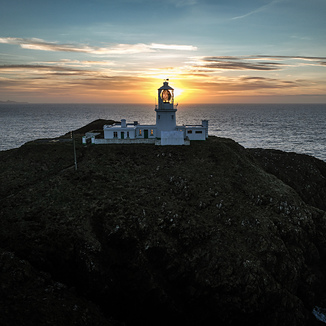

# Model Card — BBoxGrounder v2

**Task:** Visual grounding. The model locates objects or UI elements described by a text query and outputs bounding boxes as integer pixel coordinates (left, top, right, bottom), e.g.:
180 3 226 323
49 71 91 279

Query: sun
173 87 183 98
145 75 202 103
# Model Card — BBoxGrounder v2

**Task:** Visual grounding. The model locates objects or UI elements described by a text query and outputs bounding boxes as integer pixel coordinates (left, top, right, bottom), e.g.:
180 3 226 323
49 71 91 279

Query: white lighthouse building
83 80 208 146
155 80 177 137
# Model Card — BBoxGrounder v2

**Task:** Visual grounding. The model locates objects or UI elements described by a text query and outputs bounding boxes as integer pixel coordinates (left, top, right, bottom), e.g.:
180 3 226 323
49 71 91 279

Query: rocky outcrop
248 148 326 211
0 249 115 326
1 132 326 325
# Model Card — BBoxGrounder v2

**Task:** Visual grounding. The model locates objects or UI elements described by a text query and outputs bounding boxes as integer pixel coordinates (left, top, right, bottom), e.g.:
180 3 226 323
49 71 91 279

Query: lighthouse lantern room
158 79 174 108
155 79 177 138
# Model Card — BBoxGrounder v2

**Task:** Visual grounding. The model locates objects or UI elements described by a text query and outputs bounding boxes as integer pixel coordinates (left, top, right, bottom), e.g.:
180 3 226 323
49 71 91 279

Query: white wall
161 131 184 145
135 126 157 139
104 127 136 139
94 138 156 144
155 109 177 138
185 128 206 140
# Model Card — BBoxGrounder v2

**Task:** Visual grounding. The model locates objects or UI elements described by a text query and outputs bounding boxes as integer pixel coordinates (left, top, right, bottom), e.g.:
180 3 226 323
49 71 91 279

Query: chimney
202 120 209 138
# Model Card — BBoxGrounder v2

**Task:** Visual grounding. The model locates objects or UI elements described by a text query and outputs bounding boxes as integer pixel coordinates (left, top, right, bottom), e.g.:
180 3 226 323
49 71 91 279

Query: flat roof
103 124 157 129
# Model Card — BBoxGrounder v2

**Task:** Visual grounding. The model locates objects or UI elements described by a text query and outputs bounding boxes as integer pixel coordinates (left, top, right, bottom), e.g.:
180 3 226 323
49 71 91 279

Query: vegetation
1 122 326 325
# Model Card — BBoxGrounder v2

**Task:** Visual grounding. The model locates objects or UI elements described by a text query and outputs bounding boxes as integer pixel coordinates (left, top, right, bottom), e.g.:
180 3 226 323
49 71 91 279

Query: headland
1 119 326 325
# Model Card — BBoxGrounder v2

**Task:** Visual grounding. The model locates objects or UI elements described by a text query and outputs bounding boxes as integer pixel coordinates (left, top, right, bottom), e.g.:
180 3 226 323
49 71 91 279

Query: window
195 130 203 134
127 131 130 138
150 129 154 136
161 89 171 103
139 129 142 136
113 132 118 138
171 115 174 120
158 115 160 119
187 130 193 134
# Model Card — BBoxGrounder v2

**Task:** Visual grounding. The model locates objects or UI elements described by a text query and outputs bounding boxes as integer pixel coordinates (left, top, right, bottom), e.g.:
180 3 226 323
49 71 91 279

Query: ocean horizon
1 103 325 161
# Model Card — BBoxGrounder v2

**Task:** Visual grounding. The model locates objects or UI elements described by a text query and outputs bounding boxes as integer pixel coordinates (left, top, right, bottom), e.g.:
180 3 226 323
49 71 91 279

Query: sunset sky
0 0 325 103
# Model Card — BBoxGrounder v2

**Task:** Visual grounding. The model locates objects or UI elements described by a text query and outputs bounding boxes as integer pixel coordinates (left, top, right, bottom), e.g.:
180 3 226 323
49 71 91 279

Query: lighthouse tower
155 79 177 138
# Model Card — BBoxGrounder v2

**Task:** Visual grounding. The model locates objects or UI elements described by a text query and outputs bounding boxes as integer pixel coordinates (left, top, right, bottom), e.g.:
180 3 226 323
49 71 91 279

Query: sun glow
173 87 183 98
145 78 187 103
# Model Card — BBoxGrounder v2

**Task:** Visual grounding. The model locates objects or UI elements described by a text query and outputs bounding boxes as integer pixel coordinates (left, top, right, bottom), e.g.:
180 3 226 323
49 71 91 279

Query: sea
0 103 325 162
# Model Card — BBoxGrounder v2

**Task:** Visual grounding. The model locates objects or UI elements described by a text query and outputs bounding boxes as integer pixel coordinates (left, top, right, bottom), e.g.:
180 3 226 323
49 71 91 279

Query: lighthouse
155 79 177 138
93 79 208 146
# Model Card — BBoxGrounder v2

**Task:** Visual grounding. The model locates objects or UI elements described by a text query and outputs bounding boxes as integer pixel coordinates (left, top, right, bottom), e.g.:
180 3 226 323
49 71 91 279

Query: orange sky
1 56 325 104
1 0 326 104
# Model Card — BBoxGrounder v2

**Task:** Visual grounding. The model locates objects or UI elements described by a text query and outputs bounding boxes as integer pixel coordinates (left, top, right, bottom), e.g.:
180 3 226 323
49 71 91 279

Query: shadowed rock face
248 148 326 212
1 132 326 326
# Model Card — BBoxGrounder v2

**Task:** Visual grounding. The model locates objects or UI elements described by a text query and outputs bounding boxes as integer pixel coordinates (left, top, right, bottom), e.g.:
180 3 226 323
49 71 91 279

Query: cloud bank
0 37 197 54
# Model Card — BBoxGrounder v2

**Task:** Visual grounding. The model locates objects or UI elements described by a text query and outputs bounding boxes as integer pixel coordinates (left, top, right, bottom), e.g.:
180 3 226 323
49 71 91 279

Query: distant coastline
0 100 29 104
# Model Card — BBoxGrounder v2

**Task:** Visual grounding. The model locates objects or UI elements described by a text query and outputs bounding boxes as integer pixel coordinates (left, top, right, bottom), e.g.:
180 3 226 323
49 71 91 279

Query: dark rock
0 249 115 326
61 119 116 138
248 148 326 211
1 132 326 325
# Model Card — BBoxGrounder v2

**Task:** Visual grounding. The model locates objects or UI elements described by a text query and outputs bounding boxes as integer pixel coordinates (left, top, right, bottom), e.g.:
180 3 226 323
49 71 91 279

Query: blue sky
0 0 325 103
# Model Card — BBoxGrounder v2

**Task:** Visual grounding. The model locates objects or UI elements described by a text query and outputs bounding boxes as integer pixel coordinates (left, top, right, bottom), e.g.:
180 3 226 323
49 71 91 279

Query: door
121 132 124 139
144 129 148 139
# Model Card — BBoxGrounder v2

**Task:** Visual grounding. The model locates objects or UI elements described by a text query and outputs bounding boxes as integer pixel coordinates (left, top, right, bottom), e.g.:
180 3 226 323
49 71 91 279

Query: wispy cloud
190 55 326 72
180 75 310 100
254 55 326 61
0 64 91 74
150 43 197 51
238 76 298 89
56 59 116 67
231 0 282 20
193 56 284 71
253 55 326 68
0 37 197 54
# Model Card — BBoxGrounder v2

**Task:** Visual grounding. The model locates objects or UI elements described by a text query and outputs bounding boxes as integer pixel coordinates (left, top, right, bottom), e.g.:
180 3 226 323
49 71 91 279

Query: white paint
185 126 207 140
161 131 185 145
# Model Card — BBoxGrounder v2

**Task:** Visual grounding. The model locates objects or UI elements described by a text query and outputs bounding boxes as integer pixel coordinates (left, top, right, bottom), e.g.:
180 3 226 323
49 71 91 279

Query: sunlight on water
1 103 325 161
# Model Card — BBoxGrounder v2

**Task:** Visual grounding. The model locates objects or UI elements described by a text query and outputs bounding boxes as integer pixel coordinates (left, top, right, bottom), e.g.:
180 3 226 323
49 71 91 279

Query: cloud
38 59 116 68
150 43 197 51
0 64 101 80
0 64 90 73
181 75 304 97
254 55 326 61
239 76 298 89
0 37 197 55
195 56 283 71
231 0 282 20
190 55 326 72
254 55 326 67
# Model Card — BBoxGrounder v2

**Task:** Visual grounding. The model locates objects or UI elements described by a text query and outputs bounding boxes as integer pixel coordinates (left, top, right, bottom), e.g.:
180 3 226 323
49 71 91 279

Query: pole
72 131 78 171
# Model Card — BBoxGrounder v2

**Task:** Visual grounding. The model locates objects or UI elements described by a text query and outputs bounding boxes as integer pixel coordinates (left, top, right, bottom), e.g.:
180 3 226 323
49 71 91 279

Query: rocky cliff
1 124 326 325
